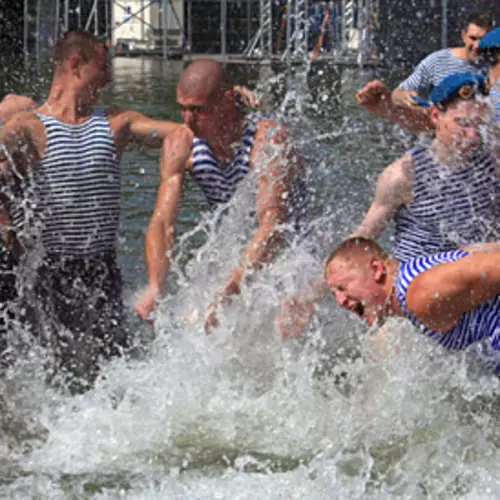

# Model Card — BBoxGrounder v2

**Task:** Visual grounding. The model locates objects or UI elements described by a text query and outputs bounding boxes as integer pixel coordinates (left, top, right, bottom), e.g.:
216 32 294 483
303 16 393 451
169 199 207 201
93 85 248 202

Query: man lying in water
324 236 500 372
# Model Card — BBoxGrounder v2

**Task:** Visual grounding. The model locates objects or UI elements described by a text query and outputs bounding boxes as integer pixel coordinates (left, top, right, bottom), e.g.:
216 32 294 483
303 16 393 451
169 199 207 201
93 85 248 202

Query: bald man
324 237 500 372
135 60 308 330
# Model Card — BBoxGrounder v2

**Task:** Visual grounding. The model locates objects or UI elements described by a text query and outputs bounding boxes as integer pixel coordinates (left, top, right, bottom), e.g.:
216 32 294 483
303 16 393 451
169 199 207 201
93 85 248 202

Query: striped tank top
190 113 308 233
491 83 500 123
13 110 121 257
396 250 500 354
393 145 500 262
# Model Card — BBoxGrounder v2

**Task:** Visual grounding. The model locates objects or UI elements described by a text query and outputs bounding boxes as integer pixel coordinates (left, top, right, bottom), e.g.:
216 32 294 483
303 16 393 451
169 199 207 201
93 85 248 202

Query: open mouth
352 301 365 318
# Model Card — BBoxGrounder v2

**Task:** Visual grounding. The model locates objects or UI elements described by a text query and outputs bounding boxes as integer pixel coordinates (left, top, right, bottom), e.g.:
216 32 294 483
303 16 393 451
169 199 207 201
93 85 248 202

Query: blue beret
479 27 500 50
413 72 489 108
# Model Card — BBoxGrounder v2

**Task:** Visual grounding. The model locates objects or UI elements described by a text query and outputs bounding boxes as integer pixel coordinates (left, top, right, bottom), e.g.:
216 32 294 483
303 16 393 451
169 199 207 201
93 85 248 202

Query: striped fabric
398 49 487 97
393 145 500 262
396 250 500 355
190 112 308 233
13 110 121 257
491 83 500 123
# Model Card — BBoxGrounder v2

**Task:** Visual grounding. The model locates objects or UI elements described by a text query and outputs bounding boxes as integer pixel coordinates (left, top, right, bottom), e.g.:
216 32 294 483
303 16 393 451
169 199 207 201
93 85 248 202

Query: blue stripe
10 111 121 257
190 112 308 232
396 251 500 357
393 145 500 262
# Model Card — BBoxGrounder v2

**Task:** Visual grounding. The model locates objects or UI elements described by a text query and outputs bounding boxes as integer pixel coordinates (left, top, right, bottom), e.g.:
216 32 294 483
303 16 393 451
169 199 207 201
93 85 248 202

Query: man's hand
135 285 162 323
391 88 421 109
233 86 262 108
276 293 316 339
355 79 391 111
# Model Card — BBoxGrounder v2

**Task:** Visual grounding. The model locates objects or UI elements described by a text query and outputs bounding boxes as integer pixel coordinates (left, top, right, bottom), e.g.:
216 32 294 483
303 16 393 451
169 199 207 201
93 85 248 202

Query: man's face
433 99 490 159
78 46 112 105
462 23 489 62
325 257 388 327
177 89 219 138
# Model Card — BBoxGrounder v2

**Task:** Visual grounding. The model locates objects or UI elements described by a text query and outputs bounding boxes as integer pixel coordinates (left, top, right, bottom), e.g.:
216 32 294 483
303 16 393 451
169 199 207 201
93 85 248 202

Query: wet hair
53 30 102 71
463 10 493 31
324 237 389 275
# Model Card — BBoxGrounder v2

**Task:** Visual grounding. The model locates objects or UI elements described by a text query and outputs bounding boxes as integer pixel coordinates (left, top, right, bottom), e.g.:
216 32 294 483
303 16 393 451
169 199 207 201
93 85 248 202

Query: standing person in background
478 27 500 121
356 10 493 131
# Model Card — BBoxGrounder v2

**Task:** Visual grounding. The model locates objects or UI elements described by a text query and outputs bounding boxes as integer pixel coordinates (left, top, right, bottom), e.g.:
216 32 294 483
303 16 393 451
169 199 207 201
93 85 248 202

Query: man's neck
490 65 500 85
206 113 245 162
449 47 472 62
39 79 93 124
386 259 404 319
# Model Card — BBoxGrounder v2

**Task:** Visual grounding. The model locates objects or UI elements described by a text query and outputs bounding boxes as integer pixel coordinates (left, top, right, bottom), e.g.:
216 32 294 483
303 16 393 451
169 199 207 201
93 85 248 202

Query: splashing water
2 59 500 499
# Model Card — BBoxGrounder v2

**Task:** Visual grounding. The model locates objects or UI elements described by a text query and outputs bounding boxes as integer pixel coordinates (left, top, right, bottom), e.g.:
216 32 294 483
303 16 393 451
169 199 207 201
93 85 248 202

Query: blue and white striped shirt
393 145 500 262
191 113 308 233
398 49 487 97
491 82 500 123
13 110 121 257
396 250 500 356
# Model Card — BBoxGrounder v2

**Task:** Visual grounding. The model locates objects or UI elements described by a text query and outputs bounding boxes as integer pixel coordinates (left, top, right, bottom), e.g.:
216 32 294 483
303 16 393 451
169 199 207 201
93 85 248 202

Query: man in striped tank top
478 28 500 123
0 31 190 386
356 10 492 132
325 237 500 373
135 60 307 330
278 72 499 339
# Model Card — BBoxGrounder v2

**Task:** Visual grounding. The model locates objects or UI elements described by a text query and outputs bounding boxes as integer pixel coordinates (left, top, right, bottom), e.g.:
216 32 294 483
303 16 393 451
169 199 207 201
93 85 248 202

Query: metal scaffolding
22 0 398 64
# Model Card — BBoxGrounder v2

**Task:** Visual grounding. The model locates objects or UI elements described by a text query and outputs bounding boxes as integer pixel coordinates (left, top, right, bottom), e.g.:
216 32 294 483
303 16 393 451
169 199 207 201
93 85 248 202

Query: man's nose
335 290 348 307
183 111 195 127
465 126 480 141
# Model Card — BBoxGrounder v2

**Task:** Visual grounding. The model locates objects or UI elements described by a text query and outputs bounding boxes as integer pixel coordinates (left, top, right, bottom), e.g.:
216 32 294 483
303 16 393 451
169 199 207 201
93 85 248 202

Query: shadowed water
1 57 500 499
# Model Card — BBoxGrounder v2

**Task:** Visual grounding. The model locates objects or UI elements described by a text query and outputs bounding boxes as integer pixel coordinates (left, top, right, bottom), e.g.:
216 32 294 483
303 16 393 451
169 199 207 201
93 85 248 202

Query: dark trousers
0 247 18 366
27 252 129 389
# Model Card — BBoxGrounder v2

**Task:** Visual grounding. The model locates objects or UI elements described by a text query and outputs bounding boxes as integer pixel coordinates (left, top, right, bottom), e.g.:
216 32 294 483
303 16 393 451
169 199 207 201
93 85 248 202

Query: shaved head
324 237 388 275
54 30 102 73
177 60 233 101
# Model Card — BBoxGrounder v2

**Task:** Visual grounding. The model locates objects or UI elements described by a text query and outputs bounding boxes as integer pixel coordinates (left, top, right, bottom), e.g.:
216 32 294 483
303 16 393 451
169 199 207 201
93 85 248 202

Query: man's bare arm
356 80 434 133
222 120 293 297
0 95 36 125
135 127 192 321
352 153 414 239
278 153 414 338
407 251 500 333
108 108 181 150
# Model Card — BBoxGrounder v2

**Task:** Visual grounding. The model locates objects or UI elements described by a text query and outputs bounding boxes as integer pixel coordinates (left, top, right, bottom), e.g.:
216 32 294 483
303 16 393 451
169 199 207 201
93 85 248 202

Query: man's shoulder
419 48 453 66
254 116 290 144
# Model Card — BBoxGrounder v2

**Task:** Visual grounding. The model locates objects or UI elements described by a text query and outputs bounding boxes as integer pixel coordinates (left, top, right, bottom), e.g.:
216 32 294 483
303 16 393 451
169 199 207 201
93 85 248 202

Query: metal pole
187 0 192 51
285 0 292 60
24 0 29 68
105 0 109 43
221 0 227 62
441 0 448 48
141 0 145 40
247 0 252 47
162 0 168 59
65 0 69 31
35 0 41 73
95 0 99 36
55 0 60 42
78 0 82 29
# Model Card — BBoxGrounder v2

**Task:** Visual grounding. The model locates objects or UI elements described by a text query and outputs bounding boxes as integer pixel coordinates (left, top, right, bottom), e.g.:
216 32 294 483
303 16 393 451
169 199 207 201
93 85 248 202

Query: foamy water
2 60 500 499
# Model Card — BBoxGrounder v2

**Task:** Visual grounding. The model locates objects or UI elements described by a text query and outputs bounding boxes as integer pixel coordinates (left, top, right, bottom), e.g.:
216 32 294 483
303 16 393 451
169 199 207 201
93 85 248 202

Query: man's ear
429 105 440 127
461 28 467 44
370 257 386 283
68 54 82 75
